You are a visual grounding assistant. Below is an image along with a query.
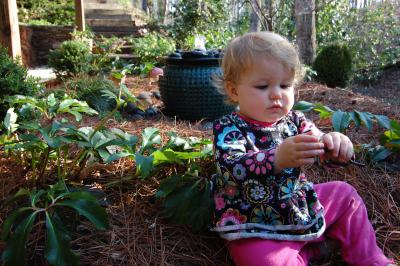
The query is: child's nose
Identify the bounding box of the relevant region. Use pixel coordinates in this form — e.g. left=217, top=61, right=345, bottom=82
left=269, top=86, right=282, bottom=99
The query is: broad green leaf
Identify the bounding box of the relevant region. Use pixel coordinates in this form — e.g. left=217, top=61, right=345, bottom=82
left=174, top=150, right=207, bottom=160
left=134, top=152, right=154, bottom=178
left=374, top=115, right=391, bottom=129
left=314, top=103, right=333, bottom=119
left=56, top=197, right=109, bottom=230
left=47, top=93, right=57, bottom=107
left=30, top=189, right=46, bottom=206
left=103, top=151, right=132, bottom=163
left=163, top=180, right=198, bottom=224
left=67, top=110, right=82, bottom=122
left=293, top=101, right=315, bottom=112
left=44, top=213, right=79, bottom=266
left=58, top=99, right=76, bottom=111
left=331, top=110, right=350, bottom=132
left=349, top=111, right=361, bottom=128
left=3, top=108, right=18, bottom=133
left=140, top=127, right=161, bottom=154
left=1, top=207, right=33, bottom=240
left=186, top=180, right=214, bottom=232
left=355, top=110, right=373, bottom=132
left=373, top=148, right=392, bottom=161
left=152, top=149, right=182, bottom=165
left=156, top=175, right=184, bottom=198
left=390, top=120, right=400, bottom=131
left=2, top=211, right=38, bottom=266
left=165, top=132, right=189, bottom=149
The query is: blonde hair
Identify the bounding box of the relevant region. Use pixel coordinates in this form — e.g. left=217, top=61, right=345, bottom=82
left=214, top=31, right=304, bottom=104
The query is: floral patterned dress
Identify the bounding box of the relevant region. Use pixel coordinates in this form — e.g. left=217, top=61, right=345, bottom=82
left=211, top=111, right=325, bottom=241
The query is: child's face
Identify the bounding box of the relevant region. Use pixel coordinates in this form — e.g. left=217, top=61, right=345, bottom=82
left=227, top=56, right=295, bottom=123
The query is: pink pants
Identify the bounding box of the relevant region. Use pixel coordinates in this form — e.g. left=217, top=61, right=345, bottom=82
left=227, top=181, right=393, bottom=266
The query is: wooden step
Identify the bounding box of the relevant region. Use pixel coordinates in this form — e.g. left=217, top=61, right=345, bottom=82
left=86, top=18, right=136, bottom=27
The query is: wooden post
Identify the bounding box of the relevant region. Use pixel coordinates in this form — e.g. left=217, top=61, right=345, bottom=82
left=75, top=0, right=86, bottom=31
left=0, top=0, right=22, bottom=59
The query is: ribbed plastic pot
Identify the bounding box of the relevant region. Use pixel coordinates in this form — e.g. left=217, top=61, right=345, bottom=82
left=158, top=50, right=234, bottom=121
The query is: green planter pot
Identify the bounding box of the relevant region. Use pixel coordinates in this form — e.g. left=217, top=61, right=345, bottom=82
left=159, top=50, right=234, bottom=121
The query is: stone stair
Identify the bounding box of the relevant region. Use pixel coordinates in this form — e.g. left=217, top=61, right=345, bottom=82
left=84, top=0, right=148, bottom=38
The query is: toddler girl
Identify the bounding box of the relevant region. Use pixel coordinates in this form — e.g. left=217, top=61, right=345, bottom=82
left=211, top=31, right=395, bottom=266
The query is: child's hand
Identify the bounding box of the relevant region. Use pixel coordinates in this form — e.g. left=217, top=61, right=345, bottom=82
left=320, top=132, right=354, bottom=163
left=274, top=134, right=325, bottom=174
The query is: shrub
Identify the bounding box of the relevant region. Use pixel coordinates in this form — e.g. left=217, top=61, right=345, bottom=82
left=48, top=40, right=91, bottom=78
left=64, top=76, right=119, bottom=113
left=130, top=32, right=175, bottom=66
left=313, top=43, right=353, bottom=88
left=0, top=46, right=40, bottom=118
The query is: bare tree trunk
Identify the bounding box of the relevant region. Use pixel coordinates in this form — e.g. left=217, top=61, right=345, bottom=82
left=163, top=0, right=169, bottom=24
left=265, top=0, right=273, bottom=31
left=295, top=0, right=316, bottom=65
left=250, top=0, right=261, bottom=31
left=153, top=0, right=159, bottom=19
left=142, top=0, right=148, bottom=13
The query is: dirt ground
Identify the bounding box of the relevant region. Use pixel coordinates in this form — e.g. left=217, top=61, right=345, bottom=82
left=0, top=67, right=399, bottom=265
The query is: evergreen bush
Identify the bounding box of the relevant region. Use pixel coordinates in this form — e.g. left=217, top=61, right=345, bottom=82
left=313, top=43, right=353, bottom=88
left=64, top=76, right=118, bottom=113
left=48, top=40, right=91, bottom=78
left=0, top=46, right=40, bottom=118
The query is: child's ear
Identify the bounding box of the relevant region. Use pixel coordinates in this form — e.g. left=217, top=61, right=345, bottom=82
left=226, top=81, right=239, bottom=102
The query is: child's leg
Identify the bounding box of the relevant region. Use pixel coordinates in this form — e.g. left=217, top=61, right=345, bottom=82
left=315, top=181, right=393, bottom=266
left=226, top=238, right=312, bottom=266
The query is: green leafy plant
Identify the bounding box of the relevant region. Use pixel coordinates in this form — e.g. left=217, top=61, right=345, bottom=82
left=17, top=0, right=75, bottom=25
left=294, top=100, right=398, bottom=161
left=130, top=32, right=175, bottom=67
left=0, top=46, right=41, bottom=118
left=313, top=43, right=353, bottom=88
left=63, top=76, right=119, bottom=114
left=168, top=0, right=229, bottom=48
left=48, top=40, right=91, bottom=78
left=1, top=181, right=108, bottom=266
left=316, top=1, right=399, bottom=83
left=294, top=101, right=391, bottom=132
left=156, top=170, right=214, bottom=232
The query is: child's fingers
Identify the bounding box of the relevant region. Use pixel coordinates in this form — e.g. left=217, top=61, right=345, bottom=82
left=294, top=134, right=320, bottom=143
left=298, top=149, right=325, bottom=158
left=297, top=157, right=317, bottom=166
left=296, top=142, right=325, bottom=151
left=345, top=142, right=354, bottom=161
left=321, top=134, right=334, bottom=150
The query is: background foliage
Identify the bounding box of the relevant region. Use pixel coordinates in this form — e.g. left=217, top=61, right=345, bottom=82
left=17, top=0, right=75, bottom=25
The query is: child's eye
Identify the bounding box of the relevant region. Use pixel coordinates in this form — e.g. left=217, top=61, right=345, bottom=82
left=280, top=84, right=290, bottom=89
left=255, top=85, right=268, bottom=90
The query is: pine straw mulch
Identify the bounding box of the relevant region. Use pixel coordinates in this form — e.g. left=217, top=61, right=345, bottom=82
left=0, top=76, right=399, bottom=265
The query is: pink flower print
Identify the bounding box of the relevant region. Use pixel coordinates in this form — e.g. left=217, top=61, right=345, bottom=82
left=260, top=136, right=268, bottom=143
left=216, top=208, right=247, bottom=227
left=214, top=193, right=226, bottom=210
left=280, top=203, right=286, bottom=209
left=215, top=123, right=221, bottom=130
left=245, top=150, right=275, bottom=175
left=299, top=173, right=306, bottom=181
left=224, top=184, right=239, bottom=199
